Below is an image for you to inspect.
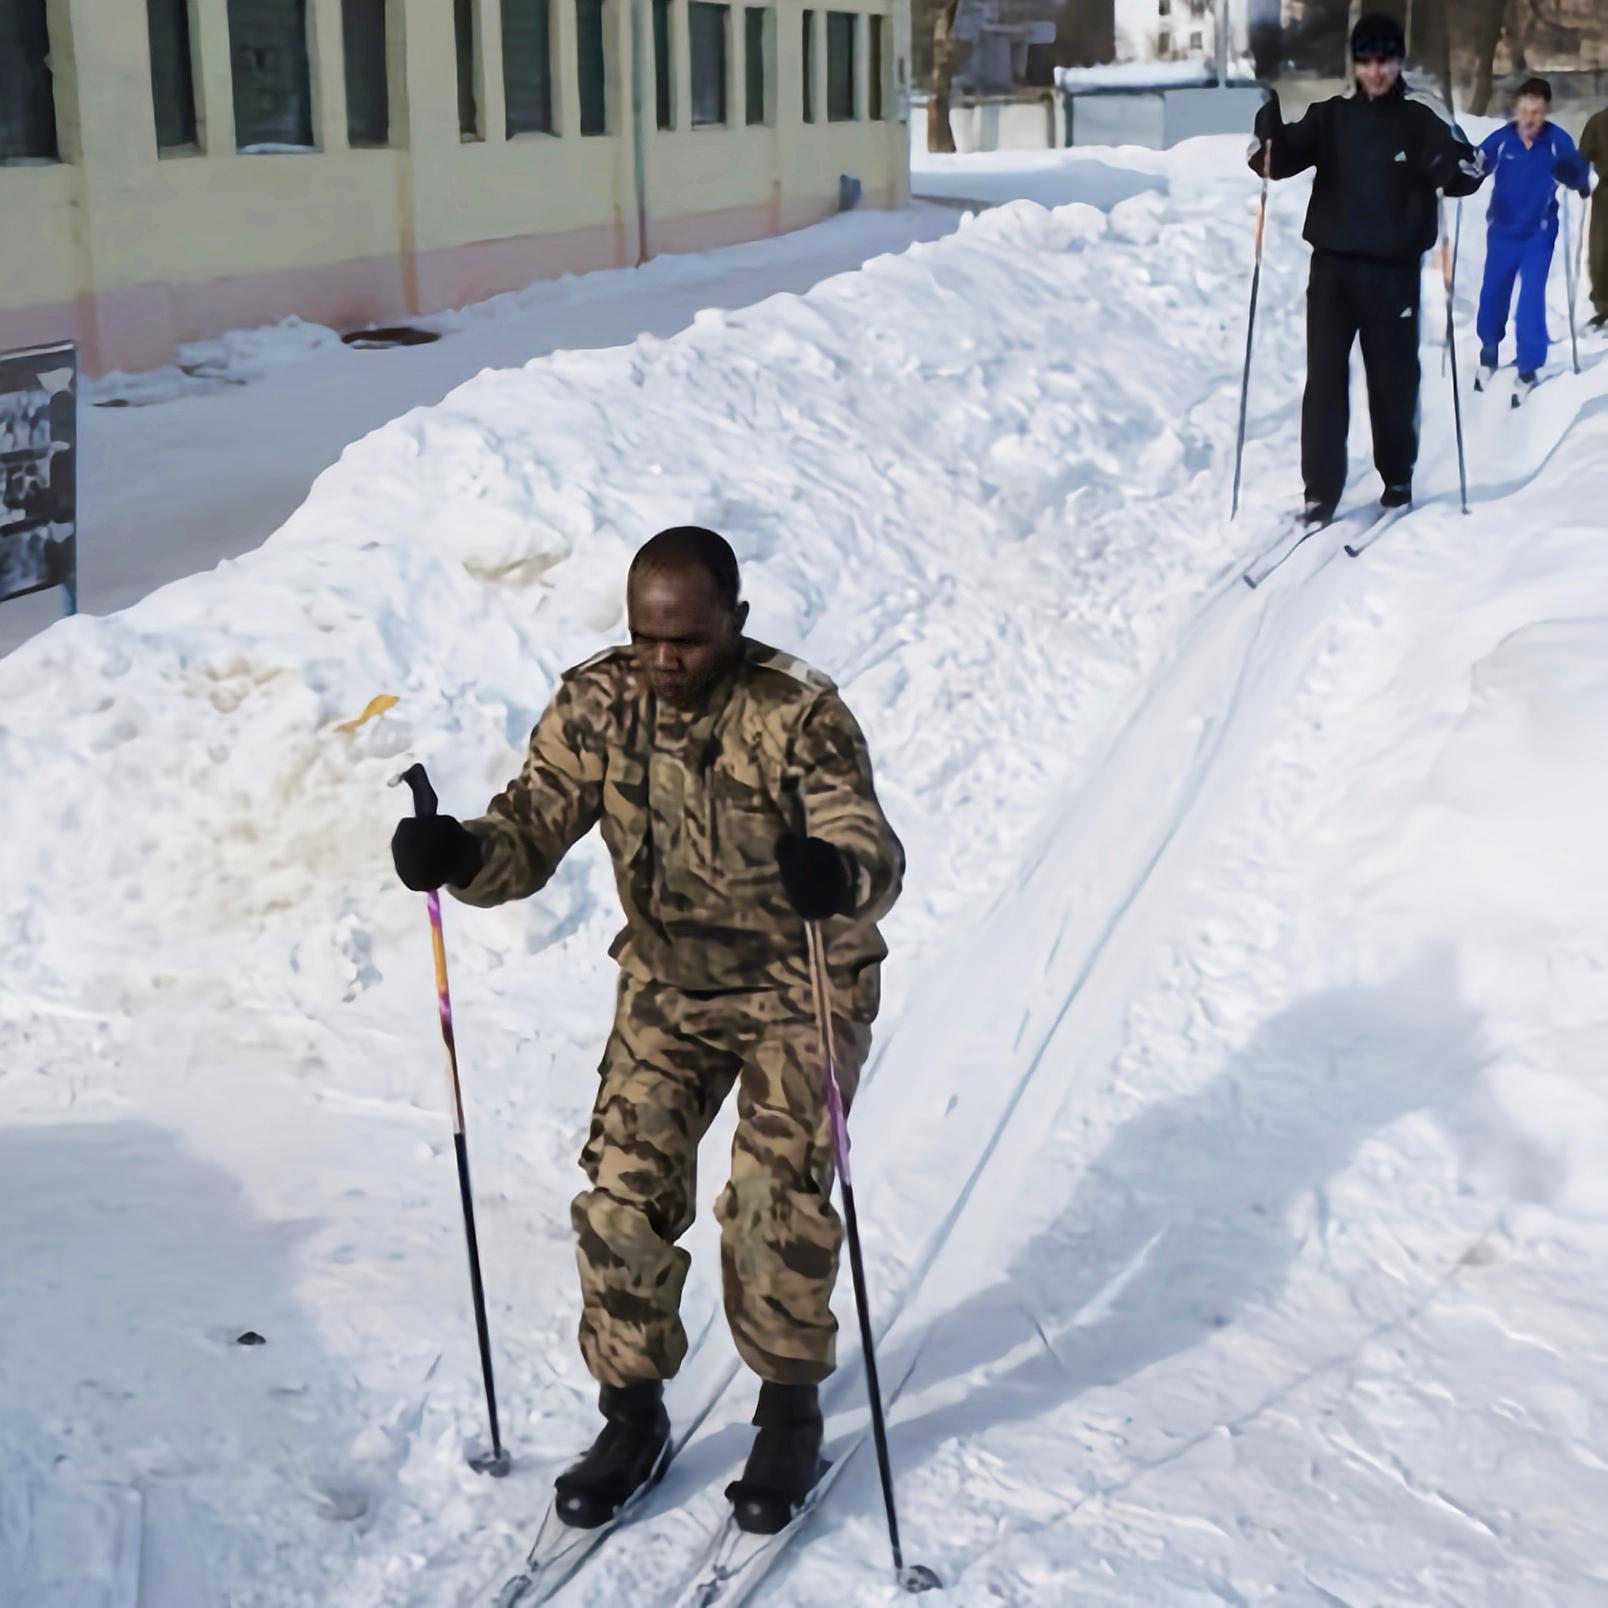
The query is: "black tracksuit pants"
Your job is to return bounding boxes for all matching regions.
[1303,250,1423,510]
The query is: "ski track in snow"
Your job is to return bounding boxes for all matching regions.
[3,139,1608,1607]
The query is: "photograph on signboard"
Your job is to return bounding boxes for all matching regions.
[0,342,77,607]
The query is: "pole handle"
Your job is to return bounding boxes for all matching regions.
[396,762,439,820]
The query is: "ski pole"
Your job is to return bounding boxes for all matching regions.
[1439,197,1469,515]
[391,762,511,1478]
[1563,188,1581,375]
[803,920,939,1596]
[1441,191,1464,379]
[1231,139,1273,522]
[1576,190,1592,342]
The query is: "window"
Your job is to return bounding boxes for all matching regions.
[228,0,315,149]
[869,13,882,121]
[455,0,479,137]
[689,2,727,128]
[147,0,199,151]
[653,0,672,127]
[826,10,853,122]
[1157,0,1169,12]
[0,0,56,161]
[801,10,815,124]
[1189,30,1202,48]
[577,0,606,134]
[343,0,389,145]
[744,7,766,126]
[1157,28,1171,53]
[503,0,553,135]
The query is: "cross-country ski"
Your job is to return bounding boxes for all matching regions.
[1343,502,1413,557]
[5,11,1608,1608]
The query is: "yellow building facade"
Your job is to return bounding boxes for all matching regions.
[0,0,912,375]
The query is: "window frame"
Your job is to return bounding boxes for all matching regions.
[689,1,730,130]
[147,0,201,154]
[653,0,674,128]
[868,12,883,123]
[0,0,59,164]
[455,0,481,139]
[801,8,815,125]
[341,0,390,148]
[744,6,770,128]
[825,9,854,124]
[576,0,609,136]
[502,0,556,138]
[227,0,317,153]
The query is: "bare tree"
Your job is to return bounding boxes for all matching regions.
[1469,0,1509,113]
[1411,0,1457,109]
[928,0,962,153]
[1505,0,1528,74]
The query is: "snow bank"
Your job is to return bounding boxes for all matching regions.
[88,317,344,406]
[1056,61,1223,91]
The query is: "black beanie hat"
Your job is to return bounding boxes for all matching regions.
[1351,12,1406,60]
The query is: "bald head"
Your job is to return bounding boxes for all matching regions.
[629,526,741,609]
[627,526,749,708]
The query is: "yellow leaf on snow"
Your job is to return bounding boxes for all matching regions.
[335,694,399,734]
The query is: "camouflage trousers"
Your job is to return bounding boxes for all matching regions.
[572,972,871,1388]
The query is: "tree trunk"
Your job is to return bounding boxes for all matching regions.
[1469,0,1507,114]
[1505,0,1527,75]
[928,0,961,154]
[1412,0,1457,111]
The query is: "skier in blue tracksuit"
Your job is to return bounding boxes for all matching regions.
[1476,77,1592,400]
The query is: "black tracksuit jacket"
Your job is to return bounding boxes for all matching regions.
[1250,83,1485,509]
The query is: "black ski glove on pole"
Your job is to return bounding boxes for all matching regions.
[1253,88,1282,145]
[392,815,484,892]
[775,834,856,922]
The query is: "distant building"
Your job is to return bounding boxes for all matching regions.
[0,0,912,376]
[1113,0,1240,67]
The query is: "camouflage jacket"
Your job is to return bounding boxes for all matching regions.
[451,640,904,1003]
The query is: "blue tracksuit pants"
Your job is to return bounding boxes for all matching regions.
[1477,229,1556,375]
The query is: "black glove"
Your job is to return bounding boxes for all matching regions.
[391,814,484,892]
[1253,89,1282,145]
[775,834,856,922]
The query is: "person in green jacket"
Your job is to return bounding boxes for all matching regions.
[1581,108,1608,329]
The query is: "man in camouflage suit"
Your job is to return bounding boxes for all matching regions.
[390,526,903,1534]
[1581,106,1606,329]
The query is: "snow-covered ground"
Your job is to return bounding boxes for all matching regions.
[910,145,1171,212]
[3,138,1607,1608]
[0,206,966,660]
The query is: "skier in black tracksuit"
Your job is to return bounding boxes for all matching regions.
[1249,13,1485,525]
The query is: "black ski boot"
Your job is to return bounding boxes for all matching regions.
[725,1382,827,1536]
[1381,483,1412,510]
[553,1381,670,1529]
[1300,499,1337,528]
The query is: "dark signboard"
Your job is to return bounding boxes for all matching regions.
[0,341,77,608]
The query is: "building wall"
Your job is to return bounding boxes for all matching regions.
[0,0,912,375]
[1114,0,1237,64]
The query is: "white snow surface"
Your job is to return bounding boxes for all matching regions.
[3,138,1608,1607]
[1055,61,1229,90]
[0,206,967,659]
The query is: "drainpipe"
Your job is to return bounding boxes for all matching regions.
[630,0,650,263]
[1216,0,1231,85]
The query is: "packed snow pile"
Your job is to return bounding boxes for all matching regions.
[1055,61,1234,91]
[4,136,1607,1607]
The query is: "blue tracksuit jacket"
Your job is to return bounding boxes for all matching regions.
[1477,122,1592,373]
